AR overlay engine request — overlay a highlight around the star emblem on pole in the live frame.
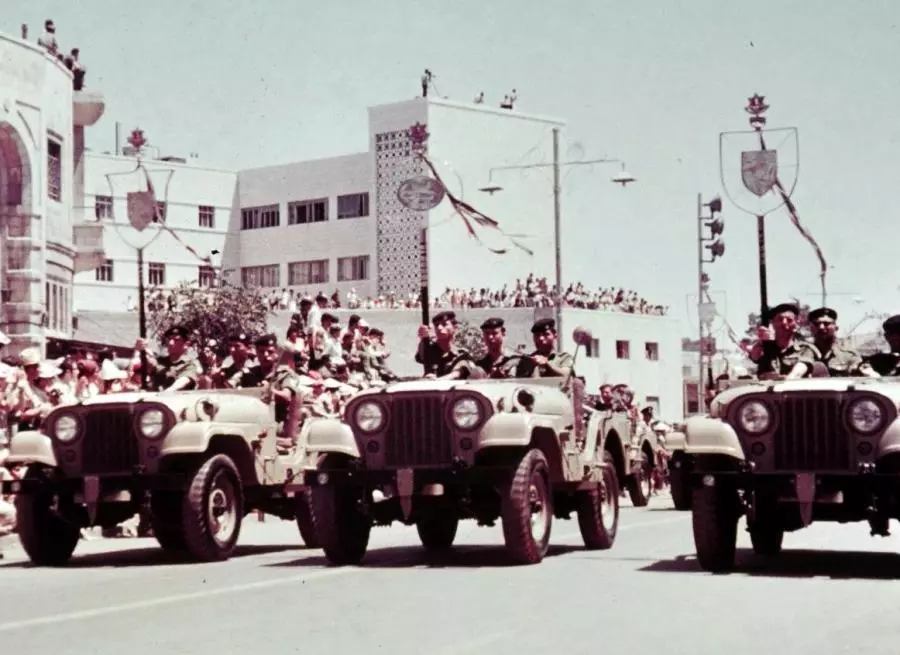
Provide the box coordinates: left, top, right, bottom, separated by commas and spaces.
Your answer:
408, 122, 429, 156
744, 94, 769, 130
127, 128, 147, 151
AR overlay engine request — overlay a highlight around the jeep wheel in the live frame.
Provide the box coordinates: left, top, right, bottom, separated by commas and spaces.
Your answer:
749, 522, 784, 556
150, 492, 187, 551
501, 448, 553, 564
294, 490, 319, 548
181, 455, 244, 562
691, 485, 739, 573
577, 450, 619, 550
310, 458, 371, 565
16, 468, 80, 567
417, 513, 459, 551
669, 462, 692, 511
628, 451, 652, 508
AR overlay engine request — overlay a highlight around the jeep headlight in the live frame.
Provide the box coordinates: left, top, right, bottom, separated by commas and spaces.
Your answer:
138, 409, 166, 439
452, 397, 481, 430
738, 400, 771, 434
54, 413, 79, 443
848, 398, 884, 435
355, 401, 385, 433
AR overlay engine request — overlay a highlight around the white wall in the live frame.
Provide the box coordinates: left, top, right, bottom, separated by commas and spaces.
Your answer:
235, 153, 375, 300
73, 153, 236, 311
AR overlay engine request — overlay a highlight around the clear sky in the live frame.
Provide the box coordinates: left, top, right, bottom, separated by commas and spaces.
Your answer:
12, 0, 900, 346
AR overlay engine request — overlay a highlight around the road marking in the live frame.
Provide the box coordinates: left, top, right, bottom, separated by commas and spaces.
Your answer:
0, 512, 686, 633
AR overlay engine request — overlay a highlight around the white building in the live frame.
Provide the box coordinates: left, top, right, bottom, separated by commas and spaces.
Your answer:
0, 30, 105, 353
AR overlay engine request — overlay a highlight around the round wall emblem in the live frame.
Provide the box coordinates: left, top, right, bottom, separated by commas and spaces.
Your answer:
397, 176, 445, 211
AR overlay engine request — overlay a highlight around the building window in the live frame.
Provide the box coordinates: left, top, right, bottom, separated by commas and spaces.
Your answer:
47, 139, 62, 201
337, 255, 369, 282
288, 199, 328, 225
45, 281, 69, 334
288, 259, 329, 285
682, 365, 693, 377
155, 201, 167, 222
645, 342, 659, 361
95, 195, 113, 219
198, 205, 215, 228
241, 264, 280, 287
148, 262, 165, 286
585, 338, 600, 358
616, 340, 630, 360
95, 259, 113, 282
337, 192, 369, 219
198, 265, 216, 288
241, 204, 280, 230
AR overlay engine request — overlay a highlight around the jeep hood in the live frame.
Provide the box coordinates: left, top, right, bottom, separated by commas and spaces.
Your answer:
711, 377, 900, 416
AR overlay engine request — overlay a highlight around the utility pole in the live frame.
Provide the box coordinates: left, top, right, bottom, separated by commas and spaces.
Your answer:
552, 128, 563, 337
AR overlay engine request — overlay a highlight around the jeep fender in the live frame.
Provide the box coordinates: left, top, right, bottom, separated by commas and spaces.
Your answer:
304, 418, 359, 459
477, 412, 545, 449
876, 417, 900, 459
161, 421, 250, 455
665, 431, 687, 453
4, 430, 57, 467
682, 416, 745, 461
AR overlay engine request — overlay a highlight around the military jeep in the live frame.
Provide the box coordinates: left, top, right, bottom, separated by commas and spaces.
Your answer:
2, 387, 318, 566
682, 375, 900, 572
296, 328, 633, 566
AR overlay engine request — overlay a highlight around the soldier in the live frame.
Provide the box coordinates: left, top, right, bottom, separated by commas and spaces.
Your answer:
415, 310, 471, 378
475, 317, 517, 378
137, 326, 202, 391
216, 333, 264, 388
513, 318, 575, 378
807, 307, 877, 377
865, 314, 900, 376
256, 334, 308, 454
747, 302, 819, 379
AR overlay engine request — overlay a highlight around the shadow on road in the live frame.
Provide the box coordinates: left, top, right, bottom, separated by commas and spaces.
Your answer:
0, 543, 308, 569
267, 543, 581, 569
640, 548, 900, 580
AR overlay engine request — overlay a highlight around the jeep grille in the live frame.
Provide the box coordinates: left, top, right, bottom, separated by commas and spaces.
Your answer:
772, 396, 851, 471
383, 395, 453, 467
81, 408, 139, 474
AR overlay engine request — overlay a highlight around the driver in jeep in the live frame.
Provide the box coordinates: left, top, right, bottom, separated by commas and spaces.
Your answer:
747, 302, 819, 379
514, 318, 574, 379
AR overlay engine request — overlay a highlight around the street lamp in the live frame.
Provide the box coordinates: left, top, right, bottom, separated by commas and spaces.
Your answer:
697, 194, 726, 412
478, 128, 636, 337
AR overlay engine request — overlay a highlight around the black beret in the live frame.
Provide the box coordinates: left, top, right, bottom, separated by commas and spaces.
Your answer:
531, 317, 556, 334
432, 311, 457, 326
480, 317, 505, 330
315, 293, 328, 301
230, 333, 251, 344
368, 327, 384, 336
254, 333, 278, 348
163, 325, 190, 340
321, 312, 338, 323
299, 296, 313, 305
349, 314, 361, 324
767, 302, 800, 319
808, 307, 838, 323
883, 315, 900, 333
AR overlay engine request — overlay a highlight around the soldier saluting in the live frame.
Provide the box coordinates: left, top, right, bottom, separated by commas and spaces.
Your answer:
475, 317, 517, 378
747, 302, 819, 379
136, 325, 202, 391
415, 310, 471, 378
807, 307, 877, 377
514, 318, 574, 378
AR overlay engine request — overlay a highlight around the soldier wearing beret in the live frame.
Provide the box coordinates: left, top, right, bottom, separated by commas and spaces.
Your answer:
216, 333, 264, 388
514, 318, 575, 378
137, 325, 203, 391
864, 314, 900, 376
415, 310, 471, 378
475, 317, 517, 378
256, 334, 309, 454
807, 307, 877, 377
747, 302, 819, 379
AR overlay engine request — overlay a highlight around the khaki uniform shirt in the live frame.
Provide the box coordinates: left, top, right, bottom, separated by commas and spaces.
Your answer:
752, 338, 818, 376
514, 351, 575, 379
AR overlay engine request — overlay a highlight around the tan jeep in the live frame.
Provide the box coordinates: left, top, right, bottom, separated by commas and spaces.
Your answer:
296, 328, 628, 566
2, 387, 317, 566
682, 375, 900, 572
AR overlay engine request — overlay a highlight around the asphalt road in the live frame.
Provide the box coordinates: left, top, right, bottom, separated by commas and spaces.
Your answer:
3, 494, 900, 655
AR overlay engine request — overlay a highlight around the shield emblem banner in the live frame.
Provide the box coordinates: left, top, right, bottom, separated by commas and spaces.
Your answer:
741, 150, 777, 197
719, 126, 798, 217
127, 191, 155, 232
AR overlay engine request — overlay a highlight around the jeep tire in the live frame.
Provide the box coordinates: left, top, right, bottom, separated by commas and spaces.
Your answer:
628, 450, 652, 508
417, 512, 459, 551
577, 449, 619, 550
749, 521, 784, 556
691, 485, 739, 573
294, 490, 319, 548
501, 448, 553, 565
310, 457, 371, 566
16, 468, 80, 567
669, 461, 692, 511
182, 454, 244, 562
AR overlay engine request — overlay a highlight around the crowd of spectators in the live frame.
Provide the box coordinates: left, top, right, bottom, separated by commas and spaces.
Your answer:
22, 19, 87, 91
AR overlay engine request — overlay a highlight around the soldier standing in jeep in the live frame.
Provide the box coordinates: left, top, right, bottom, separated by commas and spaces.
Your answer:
414, 310, 471, 378
747, 302, 819, 378
807, 306, 877, 377
256, 333, 307, 453
136, 325, 203, 391
514, 318, 574, 378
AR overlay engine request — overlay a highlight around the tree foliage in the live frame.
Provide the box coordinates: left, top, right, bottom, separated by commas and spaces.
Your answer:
149, 282, 273, 350
453, 320, 486, 359
745, 299, 812, 339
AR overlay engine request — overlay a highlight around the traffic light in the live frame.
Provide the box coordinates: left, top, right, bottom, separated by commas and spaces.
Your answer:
700, 195, 725, 264
707, 216, 724, 236
706, 239, 725, 260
